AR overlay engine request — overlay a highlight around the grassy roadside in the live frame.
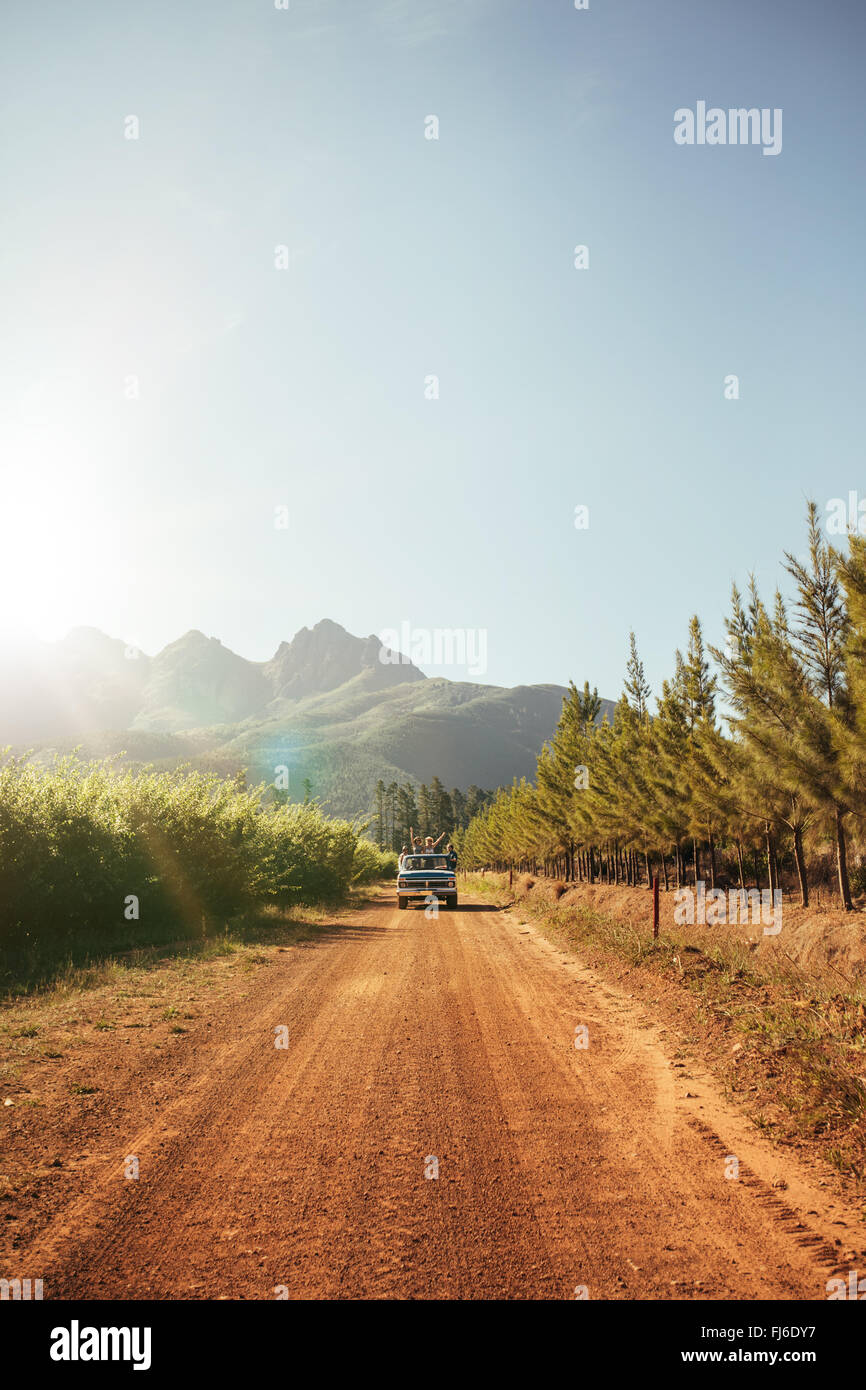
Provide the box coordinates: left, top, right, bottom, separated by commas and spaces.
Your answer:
466, 872, 866, 1191
0, 891, 375, 1110
0, 880, 384, 996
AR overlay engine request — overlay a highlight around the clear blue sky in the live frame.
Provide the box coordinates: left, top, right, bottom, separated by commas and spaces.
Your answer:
1, 0, 864, 700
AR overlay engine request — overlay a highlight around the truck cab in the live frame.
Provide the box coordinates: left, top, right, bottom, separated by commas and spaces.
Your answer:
397, 854, 458, 911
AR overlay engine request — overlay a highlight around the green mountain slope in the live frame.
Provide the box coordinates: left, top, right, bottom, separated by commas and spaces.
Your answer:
0, 620, 612, 820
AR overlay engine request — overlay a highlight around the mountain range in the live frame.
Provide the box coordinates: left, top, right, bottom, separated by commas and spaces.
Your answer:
0, 620, 612, 818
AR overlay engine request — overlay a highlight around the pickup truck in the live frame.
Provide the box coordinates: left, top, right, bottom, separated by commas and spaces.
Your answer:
397, 853, 458, 911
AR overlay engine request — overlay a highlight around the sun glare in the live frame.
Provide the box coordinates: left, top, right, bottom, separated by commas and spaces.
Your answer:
2, 411, 110, 642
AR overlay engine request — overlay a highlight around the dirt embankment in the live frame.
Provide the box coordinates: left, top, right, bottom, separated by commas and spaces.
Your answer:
491, 873, 866, 984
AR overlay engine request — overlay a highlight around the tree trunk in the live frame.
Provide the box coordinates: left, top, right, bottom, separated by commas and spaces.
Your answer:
735, 838, 746, 892
835, 806, 853, 911
792, 825, 809, 907
765, 826, 776, 896
707, 829, 717, 891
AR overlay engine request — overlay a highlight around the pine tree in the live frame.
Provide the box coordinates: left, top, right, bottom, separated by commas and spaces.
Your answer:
783, 503, 853, 909
624, 632, 651, 720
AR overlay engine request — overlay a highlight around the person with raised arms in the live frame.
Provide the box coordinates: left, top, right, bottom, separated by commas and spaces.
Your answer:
409, 828, 446, 854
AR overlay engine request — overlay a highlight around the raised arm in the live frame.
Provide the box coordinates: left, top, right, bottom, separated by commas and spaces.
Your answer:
431, 831, 446, 849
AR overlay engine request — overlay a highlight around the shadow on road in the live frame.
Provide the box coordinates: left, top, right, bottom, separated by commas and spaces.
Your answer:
305, 921, 392, 944
394, 902, 500, 915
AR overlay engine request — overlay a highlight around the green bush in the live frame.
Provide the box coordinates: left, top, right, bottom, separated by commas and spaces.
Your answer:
0, 754, 387, 980
351, 839, 398, 884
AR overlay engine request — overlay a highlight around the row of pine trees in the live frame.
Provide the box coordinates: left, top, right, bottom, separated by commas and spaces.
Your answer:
374, 777, 494, 854
456, 505, 866, 912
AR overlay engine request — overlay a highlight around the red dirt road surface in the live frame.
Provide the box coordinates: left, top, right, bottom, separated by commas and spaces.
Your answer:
7, 889, 864, 1300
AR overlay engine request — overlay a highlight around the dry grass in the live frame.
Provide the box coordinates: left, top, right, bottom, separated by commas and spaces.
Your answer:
0, 898, 362, 1105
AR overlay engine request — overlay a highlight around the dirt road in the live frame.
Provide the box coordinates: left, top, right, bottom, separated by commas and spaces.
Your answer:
10, 889, 863, 1300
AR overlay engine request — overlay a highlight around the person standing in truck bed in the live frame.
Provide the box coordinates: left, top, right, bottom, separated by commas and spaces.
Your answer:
409, 828, 446, 853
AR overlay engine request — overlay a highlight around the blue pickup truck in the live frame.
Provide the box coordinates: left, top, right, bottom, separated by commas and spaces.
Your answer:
397, 854, 458, 911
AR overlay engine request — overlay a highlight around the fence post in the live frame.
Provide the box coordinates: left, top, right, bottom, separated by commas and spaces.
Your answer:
652, 875, 659, 939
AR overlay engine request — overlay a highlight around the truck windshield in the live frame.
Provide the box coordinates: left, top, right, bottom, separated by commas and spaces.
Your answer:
403, 856, 448, 871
